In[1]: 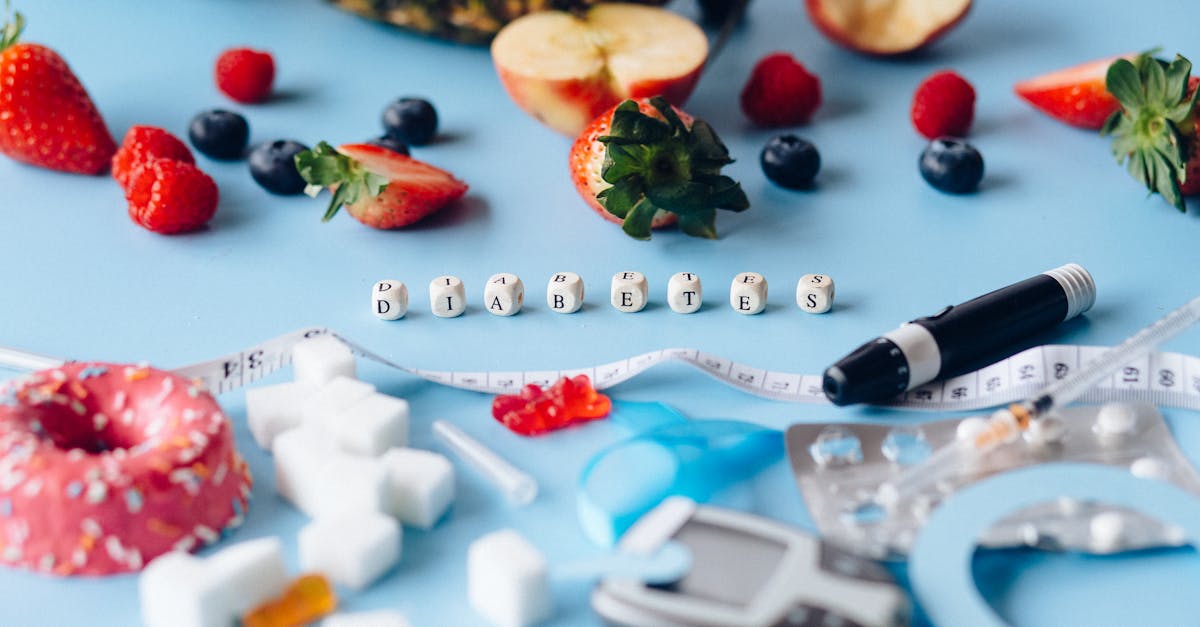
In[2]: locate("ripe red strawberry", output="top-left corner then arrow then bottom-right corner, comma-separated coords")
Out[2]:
215,47 -> 275,104
125,159 -> 219,234
911,70 -> 975,139
111,126 -> 195,188
1103,53 -> 1200,211
296,142 -> 468,229
1014,56 -> 1131,130
568,97 -> 748,240
740,52 -> 822,127
0,9 -> 116,174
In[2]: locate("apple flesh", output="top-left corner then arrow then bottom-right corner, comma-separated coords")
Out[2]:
805,0 -> 971,56
491,4 -> 708,136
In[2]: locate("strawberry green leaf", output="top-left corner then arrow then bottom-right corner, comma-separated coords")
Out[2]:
621,198 -> 660,240
1106,59 -> 1144,109
678,209 -> 718,239
1145,57 -> 1168,105
602,144 -> 649,183
602,102 -> 669,145
650,96 -> 688,135
295,141 -> 391,222
1164,55 -> 1191,105
646,181 -> 712,213
596,176 -> 642,219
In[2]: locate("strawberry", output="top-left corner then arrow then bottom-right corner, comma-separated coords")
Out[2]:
125,159 -> 219,234
740,52 -> 822,127
1014,55 -> 1131,130
0,8 -> 116,174
295,142 -> 468,229
111,125 -> 195,188
568,97 -> 749,240
215,47 -> 275,104
910,70 -> 975,139
1102,53 -> 1200,211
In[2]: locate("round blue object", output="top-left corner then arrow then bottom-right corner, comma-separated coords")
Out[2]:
382,97 -> 438,146
248,140 -> 310,195
188,109 -> 249,161
919,137 -> 984,194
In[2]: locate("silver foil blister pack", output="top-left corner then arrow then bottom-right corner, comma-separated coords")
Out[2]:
785,403 -> 1200,559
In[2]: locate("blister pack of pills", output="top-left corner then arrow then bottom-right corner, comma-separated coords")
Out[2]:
785,403 -> 1200,559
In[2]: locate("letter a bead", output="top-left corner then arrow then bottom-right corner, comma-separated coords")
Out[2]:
484,273 -> 524,316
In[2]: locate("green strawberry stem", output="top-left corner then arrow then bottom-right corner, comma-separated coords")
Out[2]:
0,1 -> 24,52
1101,52 -> 1199,212
596,96 -> 749,240
294,142 -> 390,222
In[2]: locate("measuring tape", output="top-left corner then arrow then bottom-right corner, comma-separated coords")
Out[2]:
163,327 -> 1200,413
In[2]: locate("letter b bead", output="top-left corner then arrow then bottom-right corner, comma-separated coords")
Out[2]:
547,272 -> 584,314
611,271 -> 648,313
667,272 -> 702,314
730,272 -> 767,315
484,273 -> 524,316
430,275 -> 466,318
372,280 -> 408,320
797,274 -> 835,314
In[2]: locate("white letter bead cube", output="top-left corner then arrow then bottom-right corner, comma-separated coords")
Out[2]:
484,273 -> 524,316
328,393 -> 410,457
730,272 -> 767,315
610,271 -> 648,313
468,529 -> 552,627
245,381 -> 317,451
372,280 -> 408,320
430,275 -> 466,318
381,447 -> 455,529
292,335 -> 356,387
546,272 -> 584,314
796,273 -> 835,314
667,272 -> 702,314
299,509 -> 402,591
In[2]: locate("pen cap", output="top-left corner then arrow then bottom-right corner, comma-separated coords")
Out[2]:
823,338 -> 911,406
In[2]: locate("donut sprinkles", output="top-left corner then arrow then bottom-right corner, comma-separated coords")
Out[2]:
0,362 -> 252,576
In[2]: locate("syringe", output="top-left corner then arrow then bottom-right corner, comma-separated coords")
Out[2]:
878,295 -> 1200,507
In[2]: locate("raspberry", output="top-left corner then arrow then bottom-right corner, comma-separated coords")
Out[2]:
111,126 -> 194,188
125,158 -> 219,234
215,47 -> 275,104
740,52 -> 822,127
911,70 -> 975,139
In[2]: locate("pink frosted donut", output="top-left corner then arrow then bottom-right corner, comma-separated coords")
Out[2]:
0,362 -> 252,576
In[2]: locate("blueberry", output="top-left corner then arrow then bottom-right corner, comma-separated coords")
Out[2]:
761,134 -> 820,189
248,140 -> 309,195
919,137 -> 984,194
367,135 -> 410,156
188,110 -> 249,160
382,97 -> 438,146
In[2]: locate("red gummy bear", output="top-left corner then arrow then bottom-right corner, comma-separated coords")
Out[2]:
492,375 -> 612,436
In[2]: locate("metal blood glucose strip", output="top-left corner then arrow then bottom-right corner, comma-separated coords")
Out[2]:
155,327 -> 1200,414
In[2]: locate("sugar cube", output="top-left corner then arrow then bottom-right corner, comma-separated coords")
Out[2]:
468,529 -> 552,627
293,335 -> 356,386
299,509 -> 402,591
326,393 -> 410,457
245,382 -> 317,450
323,611 -> 412,627
381,447 -> 455,529
301,376 -> 376,428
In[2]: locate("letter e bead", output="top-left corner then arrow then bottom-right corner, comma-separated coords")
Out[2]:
730,272 -> 767,315
611,271 -> 648,313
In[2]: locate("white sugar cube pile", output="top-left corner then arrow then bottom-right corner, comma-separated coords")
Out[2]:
468,529 -> 553,627
140,538 -> 288,627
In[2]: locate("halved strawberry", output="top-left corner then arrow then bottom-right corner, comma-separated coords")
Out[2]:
295,142 -> 467,229
1014,55 -> 1131,130
568,97 -> 749,240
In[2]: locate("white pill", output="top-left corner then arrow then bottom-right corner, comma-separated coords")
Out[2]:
299,509 -> 402,591
372,280 -> 408,320
381,447 -> 455,529
667,272 -> 702,314
1130,456 -> 1170,480
1095,403 -> 1139,436
430,275 -> 466,318
796,273 -> 835,314
1023,415 -> 1066,446
468,529 -> 552,627
955,416 -> 989,443
1089,511 -> 1126,552
546,272 -> 584,314
292,335 -> 356,387
245,381 -> 317,451
730,272 -> 767,315
484,273 -> 524,316
610,271 -> 647,313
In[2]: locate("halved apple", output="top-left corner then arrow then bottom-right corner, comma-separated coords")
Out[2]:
805,0 -> 971,56
491,4 -> 708,136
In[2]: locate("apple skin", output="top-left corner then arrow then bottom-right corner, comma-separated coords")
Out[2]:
804,0 -> 972,56
491,7 -> 707,136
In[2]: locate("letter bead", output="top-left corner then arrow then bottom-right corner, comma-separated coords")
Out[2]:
429,275 -> 466,318
610,271 -> 648,313
730,272 -> 767,315
797,274 -> 835,314
667,272 -> 702,314
484,273 -> 524,317
372,280 -> 408,321
546,272 -> 584,314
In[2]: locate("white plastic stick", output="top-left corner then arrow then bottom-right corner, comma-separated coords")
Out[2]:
0,346 -> 66,373
432,420 -> 537,506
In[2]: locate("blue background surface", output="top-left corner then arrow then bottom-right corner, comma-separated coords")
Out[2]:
2,0 -> 1200,624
